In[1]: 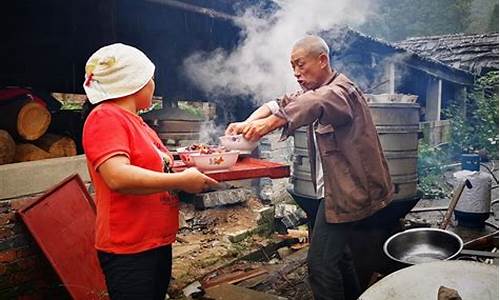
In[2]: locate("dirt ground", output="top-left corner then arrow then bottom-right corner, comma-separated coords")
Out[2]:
170,197 -> 277,295
170,162 -> 499,299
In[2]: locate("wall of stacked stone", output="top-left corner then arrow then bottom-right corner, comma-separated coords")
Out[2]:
258,130 -> 295,204
0,197 -> 69,299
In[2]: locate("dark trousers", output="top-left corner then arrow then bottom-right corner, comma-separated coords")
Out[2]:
307,200 -> 362,300
97,245 -> 172,300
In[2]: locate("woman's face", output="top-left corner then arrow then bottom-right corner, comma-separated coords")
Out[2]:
136,78 -> 155,110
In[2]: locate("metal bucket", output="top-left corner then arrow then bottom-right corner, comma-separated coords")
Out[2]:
291,100 -> 421,201
291,126 -> 320,198
368,102 -> 420,200
383,228 -> 464,265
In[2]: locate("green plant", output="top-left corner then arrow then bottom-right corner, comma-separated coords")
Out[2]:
417,141 -> 452,198
60,102 -> 84,110
178,101 -> 204,118
138,100 -> 162,115
445,71 -> 499,159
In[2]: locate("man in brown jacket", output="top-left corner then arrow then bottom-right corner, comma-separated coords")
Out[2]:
226,35 -> 394,300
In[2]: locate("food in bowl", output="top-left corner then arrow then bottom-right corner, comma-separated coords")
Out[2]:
177,144 -> 231,167
219,135 -> 258,154
176,147 -> 197,167
190,150 -> 239,171
186,143 -> 230,154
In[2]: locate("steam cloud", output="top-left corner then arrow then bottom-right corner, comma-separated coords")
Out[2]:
198,119 -> 226,144
183,0 -> 375,105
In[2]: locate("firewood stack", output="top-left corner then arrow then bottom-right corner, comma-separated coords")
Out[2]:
0,129 -> 15,165
0,95 -> 77,165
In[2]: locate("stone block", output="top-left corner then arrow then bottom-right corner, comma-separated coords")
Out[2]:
193,188 -> 252,209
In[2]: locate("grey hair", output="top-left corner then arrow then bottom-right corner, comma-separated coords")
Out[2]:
292,35 -> 330,57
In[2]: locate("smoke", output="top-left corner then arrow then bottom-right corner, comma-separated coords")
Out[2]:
183,0 -> 376,105
198,119 -> 226,144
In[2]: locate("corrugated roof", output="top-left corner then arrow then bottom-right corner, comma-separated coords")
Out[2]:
396,32 -> 499,75
325,26 -> 475,85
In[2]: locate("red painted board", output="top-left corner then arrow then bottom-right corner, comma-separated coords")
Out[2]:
172,157 -> 290,182
17,174 -> 108,300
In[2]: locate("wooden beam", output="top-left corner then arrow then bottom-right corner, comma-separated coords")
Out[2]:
426,77 -> 442,121
368,50 -> 474,86
403,58 -> 474,86
385,62 -> 395,94
143,0 -> 236,21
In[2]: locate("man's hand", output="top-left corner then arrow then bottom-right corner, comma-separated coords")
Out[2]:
241,119 -> 270,142
225,121 -> 249,136
242,115 -> 287,142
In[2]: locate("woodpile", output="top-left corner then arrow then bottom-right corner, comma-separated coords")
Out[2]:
0,97 -> 78,165
34,133 -> 77,157
14,143 -> 53,162
0,98 -> 51,140
0,130 -> 15,164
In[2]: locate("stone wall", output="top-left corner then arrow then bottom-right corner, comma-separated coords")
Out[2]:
258,130 -> 294,204
0,197 -> 68,299
0,155 -> 92,299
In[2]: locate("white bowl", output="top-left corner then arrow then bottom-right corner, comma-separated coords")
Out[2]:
190,150 -> 239,171
219,135 -> 258,154
176,147 -> 197,167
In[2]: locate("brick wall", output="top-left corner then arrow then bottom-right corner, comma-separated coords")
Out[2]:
0,197 -> 69,299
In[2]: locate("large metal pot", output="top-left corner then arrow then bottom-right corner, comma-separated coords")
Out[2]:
368,102 -> 420,200
383,228 -> 463,265
359,260 -> 499,300
292,101 -> 421,201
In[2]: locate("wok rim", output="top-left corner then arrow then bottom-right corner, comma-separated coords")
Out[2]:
383,228 -> 464,265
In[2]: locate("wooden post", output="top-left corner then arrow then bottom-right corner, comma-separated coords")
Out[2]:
425,77 -> 442,121
455,85 -> 468,117
385,62 -> 396,94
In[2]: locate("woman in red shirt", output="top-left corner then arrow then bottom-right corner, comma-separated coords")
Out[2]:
82,43 -> 217,300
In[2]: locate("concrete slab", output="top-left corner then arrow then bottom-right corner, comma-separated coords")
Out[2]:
0,155 -> 90,199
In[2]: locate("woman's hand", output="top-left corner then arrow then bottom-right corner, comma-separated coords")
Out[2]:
225,121 -> 248,136
178,167 -> 218,193
97,155 -> 218,195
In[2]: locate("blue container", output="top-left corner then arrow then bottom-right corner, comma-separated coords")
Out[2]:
461,154 -> 480,171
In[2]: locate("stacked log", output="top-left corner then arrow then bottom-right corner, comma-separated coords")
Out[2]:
0,130 -> 15,164
10,134 -> 78,164
0,98 -> 51,140
0,98 -> 78,165
34,134 -> 77,157
14,144 -> 53,162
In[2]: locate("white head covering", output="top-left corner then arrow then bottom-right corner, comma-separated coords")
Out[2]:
83,43 -> 155,104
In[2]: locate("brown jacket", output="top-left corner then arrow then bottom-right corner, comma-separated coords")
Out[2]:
276,71 -> 394,223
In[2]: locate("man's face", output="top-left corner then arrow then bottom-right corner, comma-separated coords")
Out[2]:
290,47 -> 328,90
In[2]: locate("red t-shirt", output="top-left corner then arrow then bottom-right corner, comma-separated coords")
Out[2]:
82,102 -> 179,254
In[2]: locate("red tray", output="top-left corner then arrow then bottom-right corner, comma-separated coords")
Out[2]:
172,157 -> 290,182
18,175 -> 108,300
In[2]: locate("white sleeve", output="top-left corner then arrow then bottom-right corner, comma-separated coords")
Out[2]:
265,100 -> 280,114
